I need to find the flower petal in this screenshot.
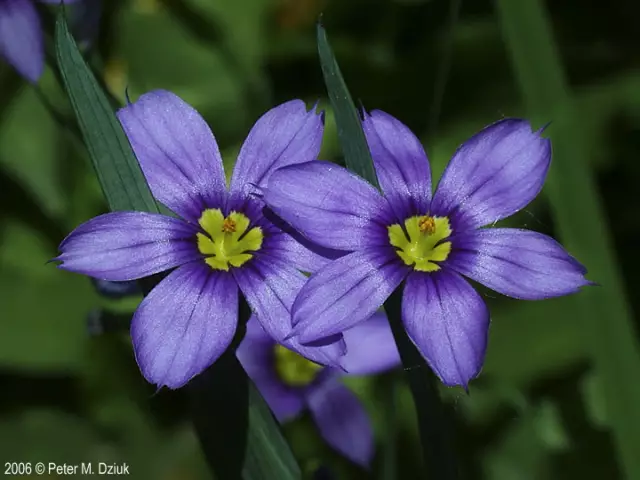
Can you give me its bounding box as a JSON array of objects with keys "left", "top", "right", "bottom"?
[
  {"left": 233, "top": 254, "right": 347, "bottom": 366},
  {"left": 402, "top": 270, "right": 489, "bottom": 387},
  {"left": 291, "top": 249, "right": 408, "bottom": 344},
  {"left": 363, "top": 110, "right": 431, "bottom": 220},
  {"left": 262, "top": 232, "right": 344, "bottom": 273},
  {"left": 117, "top": 90, "right": 227, "bottom": 222},
  {"left": 261, "top": 161, "right": 392, "bottom": 251},
  {"left": 449, "top": 228, "right": 590, "bottom": 300},
  {"left": 132, "top": 263, "right": 238, "bottom": 389},
  {"left": 236, "top": 316, "right": 306, "bottom": 421},
  {"left": 229, "top": 100, "right": 324, "bottom": 197},
  {"left": 306, "top": 380, "right": 374, "bottom": 468},
  {"left": 431, "top": 119, "right": 551, "bottom": 229},
  {"left": 0, "top": 0, "right": 43, "bottom": 83},
  {"left": 55, "top": 212, "right": 200, "bottom": 281},
  {"left": 340, "top": 311, "right": 400, "bottom": 375}
]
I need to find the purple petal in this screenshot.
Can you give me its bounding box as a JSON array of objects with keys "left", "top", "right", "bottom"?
[
  {"left": 117, "top": 90, "right": 227, "bottom": 222},
  {"left": 261, "top": 208, "right": 346, "bottom": 273},
  {"left": 431, "top": 119, "right": 551, "bottom": 229},
  {"left": 0, "top": 0, "right": 43, "bottom": 83},
  {"left": 236, "top": 316, "right": 306, "bottom": 421},
  {"left": 262, "top": 232, "right": 343, "bottom": 273},
  {"left": 363, "top": 110, "right": 431, "bottom": 220},
  {"left": 449, "top": 228, "right": 590, "bottom": 300},
  {"left": 291, "top": 249, "right": 408, "bottom": 344},
  {"left": 340, "top": 311, "right": 400, "bottom": 375},
  {"left": 233, "top": 254, "right": 347, "bottom": 366},
  {"left": 38, "top": 0, "right": 83, "bottom": 3},
  {"left": 306, "top": 380, "right": 374, "bottom": 468},
  {"left": 262, "top": 161, "right": 392, "bottom": 251},
  {"left": 55, "top": 212, "right": 200, "bottom": 281},
  {"left": 229, "top": 100, "right": 324, "bottom": 198},
  {"left": 132, "top": 263, "right": 238, "bottom": 389},
  {"left": 402, "top": 270, "right": 489, "bottom": 387}
]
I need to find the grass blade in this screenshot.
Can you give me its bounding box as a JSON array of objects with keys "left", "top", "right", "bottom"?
[
  {"left": 495, "top": 1, "right": 640, "bottom": 477},
  {"left": 56, "top": 10, "right": 301, "bottom": 479},
  {"left": 316, "top": 21, "right": 380, "bottom": 189},
  {"left": 54, "top": 8, "right": 159, "bottom": 213},
  {"left": 317, "top": 21, "right": 457, "bottom": 479},
  {"left": 189, "top": 302, "right": 301, "bottom": 480}
]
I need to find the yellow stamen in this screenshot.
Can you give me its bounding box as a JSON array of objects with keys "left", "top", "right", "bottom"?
[
  {"left": 274, "top": 344, "right": 323, "bottom": 387},
  {"left": 196, "top": 209, "right": 263, "bottom": 271},
  {"left": 418, "top": 216, "right": 436, "bottom": 234},
  {"left": 388, "top": 215, "right": 452, "bottom": 272},
  {"left": 222, "top": 217, "right": 237, "bottom": 233}
]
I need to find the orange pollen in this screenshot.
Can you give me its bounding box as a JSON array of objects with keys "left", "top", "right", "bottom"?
[
  {"left": 418, "top": 216, "right": 436, "bottom": 235},
  {"left": 222, "top": 217, "right": 237, "bottom": 233}
]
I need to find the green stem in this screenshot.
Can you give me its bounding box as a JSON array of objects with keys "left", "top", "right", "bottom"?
[
  {"left": 495, "top": 0, "right": 640, "bottom": 477},
  {"left": 384, "top": 287, "right": 458, "bottom": 479},
  {"left": 188, "top": 298, "right": 302, "bottom": 480}
]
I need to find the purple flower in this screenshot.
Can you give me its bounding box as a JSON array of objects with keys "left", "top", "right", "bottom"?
[
  {"left": 262, "top": 111, "right": 591, "bottom": 387},
  {"left": 55, "top": 90, "right": 345, "bottom": 388},
  {"left": 237, "top": 311, "right": 400, "bottom": 468},
  {"left": 0, "top": 0, "right": 86, "bottom": 83}
]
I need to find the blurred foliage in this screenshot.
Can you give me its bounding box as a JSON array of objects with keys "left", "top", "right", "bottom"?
[{"left": 0, "top": 0, "right": 638, "bottom": 478}]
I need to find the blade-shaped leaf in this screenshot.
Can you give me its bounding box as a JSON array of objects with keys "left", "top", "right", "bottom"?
[
  {"left": 317, "top": 22, "right": 457, "bottom": 479},
  {"left": 56, "top": 10, "right": 301, "bottom": 480},
  {"left": 55, "top": 9, "right": 159, "bottom": 213},
  {"left": 316, "top": 22, "right": 380, "bottom": 189},
  {"left": 496, "top": 0, "right": 640, "bottom": 478}
]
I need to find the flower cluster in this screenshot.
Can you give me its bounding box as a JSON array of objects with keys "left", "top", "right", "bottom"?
[{"left": 56, "top": 92, "right": 589, "bottom": 391}]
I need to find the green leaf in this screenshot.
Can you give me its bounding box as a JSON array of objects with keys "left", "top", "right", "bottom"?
[
  {"left": 317, "top": 22, "right": 456, "bottom": 479},
  {"left": 189, "top": 302, "right": 301, "bottom": 480},
  {"left": 55, "top": 11, "right": 301, "bottom": 479},
  {"left": 54, "top": 9, "right": 159, "bottom": 214},
  {"left": 495, "top": 0, "right": 640, "bottom": 477},
  {"left": 316, "top": 22, "right": 380, "bottom": 189}
]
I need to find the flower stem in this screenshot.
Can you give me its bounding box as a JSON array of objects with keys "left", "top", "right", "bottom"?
[
  {"left": 188, "top": 297, "right": 302, "bottom": 480},
  {"left": 384, "top": 286, "right": 458, "bottom": 479}
]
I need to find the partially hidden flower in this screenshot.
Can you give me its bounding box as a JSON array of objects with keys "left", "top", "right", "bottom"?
[
  {"left": 0, "top": 0, "right": 94, "bottom": 83},
  {"left": 262, "top": 111, "right": 592, "bottom": 388},
  {"left": 237, "top": 311, "right": 400, "bottom": 468},
  {"left": 55, "top": 90, "right": 344, "bottom": 388}
]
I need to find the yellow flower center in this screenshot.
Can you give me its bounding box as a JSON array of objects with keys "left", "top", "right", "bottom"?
[
  {"left": 388, "top": 215, "right": 452, "bottom": 272},
  {"left": 196, "top": 209, "right": 263, "bottom": 271},
  {"left": 274, "top": 344, "right": 323, "bottom": 387}
]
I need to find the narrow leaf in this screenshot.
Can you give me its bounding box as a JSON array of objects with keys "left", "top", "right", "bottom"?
[
  {"left": 317, "top": 21, "right": 457, "bottom": 479},
  {"left": 54, "top": 9, "right": 159, "bottom": 213},
  {"left": 495, "top": 0, "right": 640, "bottom": 477},
  {"left": 56, "top": 10, "right": 301, "bottom": 479},
  {"left": 317, "top": 22, "right": 380, "bottom": 189},
  {"left": 188, "top": 299, "right": 300, "bottom": 479}
]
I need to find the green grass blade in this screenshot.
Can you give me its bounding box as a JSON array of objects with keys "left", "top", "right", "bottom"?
[
  {"left": 316, "top": 22, "right": 380, "bottom": 189},
  {"left": 54, "top": 9, "right": 159, "bottom": 213},
  {"left": 317, "top": 22, "right": 457, "bottom": 479},
  {"left": 56, "top": 10, "right": 301, "bottom": 479},
  {"left": 495, "top": 1, "right": 640, "bottom": 477}
]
